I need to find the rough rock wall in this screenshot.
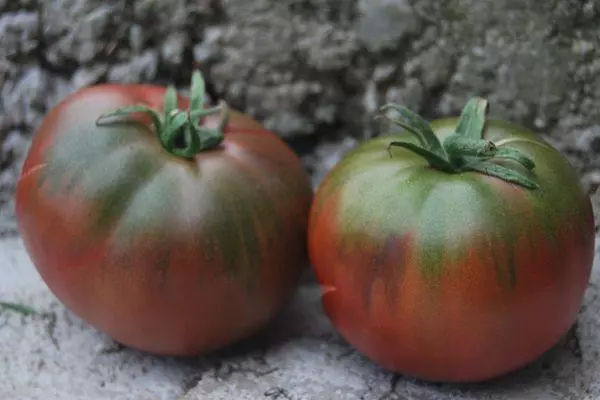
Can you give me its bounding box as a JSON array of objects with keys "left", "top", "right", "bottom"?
[{"left": 1, "top": 0, "right": 599, "bottom": 232}]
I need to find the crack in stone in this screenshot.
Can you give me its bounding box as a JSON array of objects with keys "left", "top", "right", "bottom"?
[
  {"left": 359, "top": 375, "right": 380, "bottom": 400},
  {"left": 40, "top": 311, "right": 59, "bottom": 349},
  {"left": 360, "top": 373, "right": 409, "bottom": 400},
  {"left": 565, "top": 323, "right": 583, "bottom": 360},
  {"left": 211, "top": 361, "right": 279, "bottom": 381},
  {"left": 379, "top": 373, "right": 402, "bottom": 400},
  {"left": 335, "top": 347, "right": 356, "bottom": 360},
  {"left": 208, "top": 345, "right": 277, "bottom": 381},
  {"left": 264, "top": 386, "right": 293, "bottom": 399},
  {"left": 181, "top": 372, "right": 205, "bottom": 393},
  {"left": 100, "top": 341, "right": 126, "bottom": 355},
  {"left": 180, "top": 339, "right": 282, "bottom": 386}
]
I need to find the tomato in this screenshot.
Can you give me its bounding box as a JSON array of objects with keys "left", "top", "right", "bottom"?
[
  {"left": 308, "top": 98, "right": 595, "bottom": 382},
  {"left": 15, "top": 71, "right": 313, "bottom": 356}
]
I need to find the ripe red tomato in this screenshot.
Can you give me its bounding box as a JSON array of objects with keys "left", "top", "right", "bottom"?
[
  {"left": 16, "top": 71, "right": 313, "bottom": 355},
  {"left": 308, "top": 98, "right": 595, "bottom": 382}
]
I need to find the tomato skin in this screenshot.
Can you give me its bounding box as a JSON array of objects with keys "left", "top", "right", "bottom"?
[
  {"left": 308, "top": 118, "right": 595, "bottom": 382},
  {"left": 15, "top": 83, "right": 313, "bottom": 355}
]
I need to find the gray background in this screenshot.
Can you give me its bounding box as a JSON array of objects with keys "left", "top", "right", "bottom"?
[{"left": 1, "top": 0, "right": 599, "bottom": 399}]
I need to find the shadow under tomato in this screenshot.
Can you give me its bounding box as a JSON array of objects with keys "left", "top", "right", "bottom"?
[
  {"left": 382, "top": 322, "right": 589, "bottom": 398},
  {"left": 97, "top": 267, "right": 328, "bottom": 369},
  {"left": 92, "top": 271, "right": 592, "bottom": 399}
]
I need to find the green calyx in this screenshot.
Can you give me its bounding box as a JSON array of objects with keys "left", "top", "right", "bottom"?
[
  {"left": 96, "top": 70, "right": 229, "bottom": 159},
  {"left": 379, "top": 98, "right": 539, "bottom": 189}
]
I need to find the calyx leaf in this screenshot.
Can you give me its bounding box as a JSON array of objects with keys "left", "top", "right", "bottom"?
[{"left": 379, "top": 97, "right": 538, "bottom": 189}]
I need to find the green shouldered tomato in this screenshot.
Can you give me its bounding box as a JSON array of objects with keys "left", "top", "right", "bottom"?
[
  {"left": 308, "top": 98, "right": 595, "bottom": 382},
  {"left": 16, "top": 71, "right": 313, "bottom": 355}
]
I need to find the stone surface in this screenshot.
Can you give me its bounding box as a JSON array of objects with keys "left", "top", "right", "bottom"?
[
  {"left": 0, "top": 0, "right": 599, "bottom": 230},
  {"left": 1, "top": 238, "right": 600, "bottom": 400},
  {"left": 2, "top": 0, "right": 600, "bottom": 398}
]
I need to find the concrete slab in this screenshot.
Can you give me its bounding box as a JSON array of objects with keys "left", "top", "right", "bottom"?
[{"left": 1, "top": 237, "right": 599, "bottom": 400}]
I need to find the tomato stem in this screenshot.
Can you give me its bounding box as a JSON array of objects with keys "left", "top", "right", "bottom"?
[
  {"left": 96, "top": 70, "right": 229, "bottom": 159},
  {"left": 380, "top": 98, "right": 539, "bottom": 189}
]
